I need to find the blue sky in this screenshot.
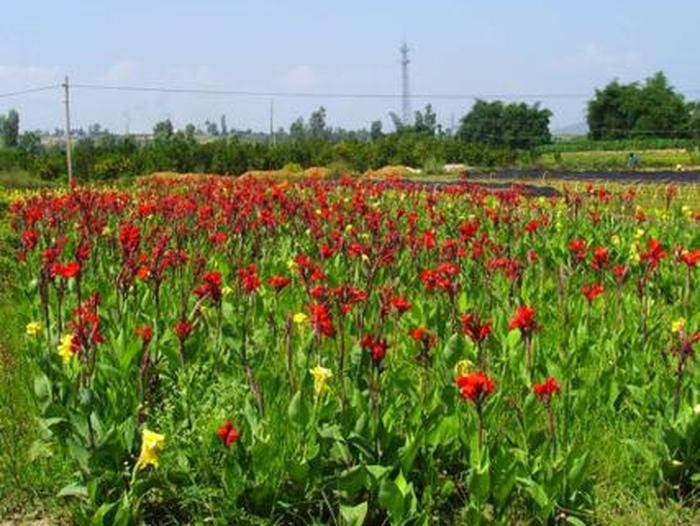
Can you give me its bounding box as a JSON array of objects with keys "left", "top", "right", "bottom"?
[{"left": 0, "top": 0, "right": 697, "bottom": 133}]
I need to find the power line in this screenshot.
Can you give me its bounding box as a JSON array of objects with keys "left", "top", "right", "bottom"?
[
  {"left": 0, "top": 84, "right": 60, "bottom": 99},
  {"left": 71, "top": 82, "right": 700, "bottom": 101}
]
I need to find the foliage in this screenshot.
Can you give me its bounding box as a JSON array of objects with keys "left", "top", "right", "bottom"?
[
  {"left": 587, "top": 72, "right": 694, "bottom": 140},
  {"left": 0, "top": 109, "right": 20, "bottom": 148},
  {"left": 458, "top": 100, "right": 552, "bottom": 149}
]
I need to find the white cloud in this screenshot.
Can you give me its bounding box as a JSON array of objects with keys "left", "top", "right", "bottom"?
[
  {"left": 285, "top": 65, "right": 318, "bottom": 89},
  {"left": 0, "top": 64, "right": 60, "bottom": 86},
  {"left": 105, "top": 60, "right": 139, "bottom": 83}
]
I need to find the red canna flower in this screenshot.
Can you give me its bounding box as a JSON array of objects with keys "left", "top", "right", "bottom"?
[
  {"left": 678, "top": 249, "right": 700, "bottom": 268},
  {"left": 52, "top": 261, "right": 81, "bottom": 279},
  {"left": 568, "top": 238, "right": 587, "bottom": 262},
  {"left": 581, "top": 282, "right": 604, "bottom": 304},
  {"left": 194, "top": 271, "right": 222, "bottom": 302},
  {"left": 267, "top": 275, "right": 291, "bottom": 291},
  {"left": 533, "top": 377, "right": 561, "bottom": 402},
  {"left": 409, "top": 326, "right": 428, "bottom": 342},
  {"left": 308, "top": 303, "right": 334, "bottom": 337},
  {"left": 217, "top": 419, "right": 240, "bottom": 447},
  {"left": 455, "top": 372, "right": 495, "bottom": 404},
  {"left": 460, "top": 312, "right": 492, "bottom": 343},
  {"left": 175, "top": 320, "right": 193, "bottom": 342},
  {"left": 360, "top": 335, "right": 389, "bottom": 363},
  {"left": 591, "top": 246, "right": 608, "bottom": 271},
  {"left": 612, "top": 264, "right": 628, "bottom": 284},
  {"left": 391, "top": 296, "right": 412, "bottom": 314},
  {"left": 238, "top": 263, "right": 260, "bottom": 292},
  {"left": 508, "top": 305, "right": 539, "bottom": 335},
  {"left": 640, "top": 239, "right": 667, "bottom": 269},
  {"left": 134, "top": 325, "right": 153, "bottom": 346}
]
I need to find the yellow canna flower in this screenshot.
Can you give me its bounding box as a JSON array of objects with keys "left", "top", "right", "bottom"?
[
  {"left": 455, "top": 359, "right": 474, "bottom": 377},
  {"left": 222, "top": 285, "right": 233, "bottom": 297},
  {"left": 634, "top": 228, "right": 645, "bottom": 239},
  {"left": 611, "top": 235, "right": 620, "bottom": 246},
  {"left": 26, "top": 321, "right": 43, "bottom": 336},
  {"left": 102, "top": 225, "right": 112, "bottom": 236},
  {"left": 58, "top": 334, "right": 75, "bottom": 365},
  {"left": 310, "top": 365, "right": 333, "bottom": 397},
  {"left": 136, "top": 429, "right": 165, "bottom": 470},
  {"left": 287, "top": 259, "right": 298, "bottom": 272},
  {"left": 293, "top": 312, "right": 308, "bottom": 324},
  {"left": 671, "top": 318, "right": 686, "bottom": 334},
  {"left": 345, "top": 224, "right": 354, "bottom": 232}
]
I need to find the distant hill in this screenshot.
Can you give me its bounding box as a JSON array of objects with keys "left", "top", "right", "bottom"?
[{"left": 553, "top": 122, "right": 588, "bottom": 137}]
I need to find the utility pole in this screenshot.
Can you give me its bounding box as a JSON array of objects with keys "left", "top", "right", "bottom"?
[
  {"left": 62, "top": 76, "right": 74, "bottom": 186},
  {"left": 269, "top": 98, "right": 276, "bottom": 145},
  {"left": 400, "top": 43, "right": 411, "bottom": 126}
]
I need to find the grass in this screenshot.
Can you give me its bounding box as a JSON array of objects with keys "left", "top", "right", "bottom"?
[
  {"left": 535, "top": 148, "right": 698, "bottom": 171},
  {"left": 0, "top": 170, "right": 56, "bottom": 191},
  {"left": 0, "top": 188, "right": 70, "bottom": 523}
]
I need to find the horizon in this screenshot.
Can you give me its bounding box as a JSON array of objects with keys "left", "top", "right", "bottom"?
[{"left": 1, "top": 0, "right": 698, "bottom": 134}]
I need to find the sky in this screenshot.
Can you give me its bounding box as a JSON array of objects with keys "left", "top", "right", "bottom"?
[{"left": 0, "top": 0, "right": 698, "bottom": 134}]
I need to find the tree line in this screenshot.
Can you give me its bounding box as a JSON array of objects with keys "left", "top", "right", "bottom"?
[{"left": 0, "top": 71, "right": 698, "bottom": 180}]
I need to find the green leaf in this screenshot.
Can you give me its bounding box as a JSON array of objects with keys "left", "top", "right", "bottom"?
[
  {"left": 58, "top": 482, "right": 88, "bottom": 499},
  {"left": 366, "top": 464, "right": 391, "bottom": 481},
  {"left": 378, "top": 478, "right": 404, "bottom": 522},
  {"left": 340, "top": 501, "right": 368, "bottom": 526},
  {"left": 287, "top": 390, "right": 309, "bottom": 428},
  {"left": 91, "top": 502, "right": 116, "bottom": 526}
]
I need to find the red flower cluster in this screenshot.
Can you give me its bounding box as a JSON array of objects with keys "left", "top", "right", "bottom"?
[
  {"left": 568, "top": 238, "right": 587, "bottom": 262},
  {"left": 70, "top": 293, "right": 104, "bottom": 354},
  {"left": 460, "top": 312, "right": 492, "bottom": 343},
  {"left": 175, "top": 319, "right": 193, "bottom": 342},
  {"left": 308, "top": 303, "right": 334, "bottom": 337},
  {"left": 640, "top": 239, "right": 667, "bottom": 269},
  {"left": 194, "top": 271, "right": 223, "bottom": 302},
  {"left": 217, "top": 419, "right": 240, "bottom": 447},
  {"left": 391, "top": 296, "right": 412, "bottom": 314},
  {"left": 51, "top": 261, "right": 81, "bottom": 279},
  {"left": 238, "top": 263, "right": 260, "bottom": 292},
  {"left": 267, "top": 275, "right": 291, "bottom": 291},
  {"left": 135, "top": 325, "right": 153, "bottom": 346},
  {"left": 420, "top": 263, "right": 460, "bottom": 293},
  {"left": 581, "top": 282, "right": 604, "bottom": 303},
  {"left": 455, "top": 372, "right": 495, "bottom": 404},
  {"left": 508, "top": 305, "right": 539, "bottom": 335},
  {"left": 533, "top": 377, "right": 561, "bottom": 402},
  {"left": 409, "top": 326, "right": 437, "bottom": 348},
  {"left": 360, "top": 335, "right": 389, "bottom": 363},
  {"left": 591, "top": 246, "right": 608, "bottom": 271}
]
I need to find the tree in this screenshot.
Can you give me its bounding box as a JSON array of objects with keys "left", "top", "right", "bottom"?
[
  {"left": 370, "top": 120, "right": 383, "bottom": 141},
  {"left": 414, "top": 104, "right": 437, "bottom": 136},
  {"left": 205, "top": 120, "right": 219, "bottom": 136},
  {"left": 587, "top": 72, "right": 691, "bottom": 139},
  {"left": 458, "top": 100, "right": 552, "bottom": 149},
  {"left": 308, "top": 106, "right": 327, "bottom": 139},
  {"left": 389, "top": 112, "right": 405, "bottom": 133},
  {"left": 690, "top": 102, "right": 700, "bottom": 137},
  {"left": 0, "top": 109, "right": 20, "bottom": 147},
  {"left": 153, "top": 120, "right": 174, "bottom": 141},
  {"left": 289, "top": 117, "right": 306, "bottom": 140}
]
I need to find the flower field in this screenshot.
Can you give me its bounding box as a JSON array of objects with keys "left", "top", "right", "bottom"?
[{"left": 6, "top": 175, "right": 700, "bottom": 524}]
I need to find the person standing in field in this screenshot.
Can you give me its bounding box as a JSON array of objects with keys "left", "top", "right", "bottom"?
[{"left": 627, "top": 152, "right": 640, "bottom": 170}]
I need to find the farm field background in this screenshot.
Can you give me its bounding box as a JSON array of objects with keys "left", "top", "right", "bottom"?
[{"left": 0, "top": 173, "right": 699, "bottom": 525}]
